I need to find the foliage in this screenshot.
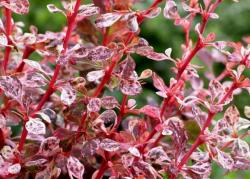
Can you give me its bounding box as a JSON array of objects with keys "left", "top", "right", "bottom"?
[{"left": 0, "top": 0, "right": 250, "bottom": 178}]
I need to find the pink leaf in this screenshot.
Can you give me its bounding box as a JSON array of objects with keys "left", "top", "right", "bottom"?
[
  {"left": 216, "top": 148, "right": 234, "bottom": 170},
  {"left": 25, "top": 119, "right": 46, "bottom": 135},
  {"left": 67, "top": 156, "right": 85, "bottom": 179},
  {"left": 101, "top": 96, "right": 118, "bottom": 109},
  {"left": 88, "top": 46, "right": 113, "bottom": 61},
  {"left": 87, "top": 98, "right": 102, "bottom": 112},
  {"left": 223, "top": 105, "right": 240, "bottom": 126},
  {"left": 7, "top": 163, "right": 21, "bottom": 175},
  {"left": 143, "top": 7, "right": 161, "bottom": 19},
  {"left": 92, "top": 110, "right": 117, "bottom": 133},
  {"left": 232, "top": 139, "right": 250, "bottom": 157},
  {"left": 95, "top": 12, "right": 123, "bottom": 28},
  {"left": 0, "top": 33, "right": 8, "bottom": 46},
  {"left": 40, "top": 137, "right": 60, "bottom": 156},
  {"left": 146, "top": 51, "right": 168, "bottom": 61},
  {"left": 86, "top": 70, "right": 105, "bottom": 82},
  {"left": 120, "top": 79, "right": 142, "bottom": 96},
  {"left": 81, "top": 139, "right": 100, "bottom": 156},
  {"left": 60, "top": 84, "right": 76, "bottom": 106},
  {"left": 0, "top": 0, "right": 29, "bottom": 14},
  {"left": 47, "top": 4, "right": 65, "bottom": 15},
  {"left": 190, "top": 152, "right": 210, "bottom": 162},
  {"left": 163, "top": 0, "right": 179, "bottom": 19},
  {"left": 127, "top": 15, "right": 139, "bottom": 32},
  {"left": 0, "top": 76, "right": 22, "bottom": 102},
  {"left": 100, "top": 138, "right": 120, "bottom": 152},
  {"left": 145, "top": 146, "right": 171, "bottom": 163},
  {"left": 188, "top": 162, "right": 211, "bottom": 175},
  {"left": 77, "top": 4, "right": 100, "bottom": 18},
  {"left": 117, "top": 55, "right": 136, "bottom": 79},
  {"left": 152, "top": 73, "right": 168, "bottom": 93},
  {"left": 140, "top": 105, "right": 160, "bottom": 119}
]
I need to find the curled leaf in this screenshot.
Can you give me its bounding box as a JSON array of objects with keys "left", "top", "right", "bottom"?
[
  {"left": 164, "top": 0, "right": 179, "bottom": 19},
  {"left": 67, "top": 156, "right": 85, "bottom": 179},
  {"left": 92, "top": 110, "right": 117, "bottom": 133}
]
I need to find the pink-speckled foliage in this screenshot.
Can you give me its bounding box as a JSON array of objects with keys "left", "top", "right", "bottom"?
[{"left": 0, "top": 0, "right": 250, "bottom": 178}]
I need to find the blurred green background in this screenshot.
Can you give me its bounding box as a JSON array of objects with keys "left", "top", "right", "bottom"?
[{"left": 12, "top": 0, "right": 250, "bottom": 178}]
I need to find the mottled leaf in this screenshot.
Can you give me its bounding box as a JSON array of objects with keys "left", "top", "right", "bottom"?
[
  {"left": 128, "top": 146, "right": 140, "bottom": 157},
  {"left": 95, "top": 12, "right": 122, "bottom": 28},
  {"left": 163, "top": 0, "right": 179, "bottom": 19},
  {"left": 133, "top": 161, "right": 158, "bottom": 179},
  {"left": 117, "top": 55, "right": 136, "bottom": 79},
  {"left": 88, "top": 46, "right": 113, "bottom": 61},
  {"left": 145, "top": 146, "right": 170, "bottom": 163},
  {"left": 120, "top": 79, "right": 142, "bottom": 96},
  {"left": 0, "top": 75, "right": 22, "bottom": 102},
  {"left": 188, "top": 162, "right": 211, "bottom": 175},
  {"left": 101, "top": 96, "right": 118, "bottom": 109},
  {"left": 47, "top": 4, "right": 65, "bottom": 15},
  {"left": 40, "top": 137, "right": 60, "bottom": 156},
  {"left": 100, "top": 138, "right": 120, "bottom": 152},
  {"left": 146, "top": 51, "right": 168, "bottom": 61},
  {"left": 60, "top": 84, "right": 76, "bottom": 106},
  {"left": 232, "top": 139, "right": 250, "bottom": 157},
  {"left": 0, "top": 0, "right": 29, "bottom": 14},
  {"left": 67, "top": 156, "right": 85, "bottom": 179},
  {"left": 140, "top": 105, "right": 160, "bottom": 119},
  {"left": 77, "top": 4, "right": 99, "bottom": 17},
  {"left": 127, "top": 15, "right": 139, "bottom": 32},
  {"left": 25, "top": 119, "right": 46, "bottom": 135},
  {"left": 144, "top": 7, "right": 161, "bottom": 19},
  {"left": 92, "top": 110, "right": 117, "bottom": 133},
  {"left": 0, "top": 33, "right": 8, "bottom": 46},
  {"left": 152, "top": 73, "right": 168, "bottom": 93},
  {"left": 81, "top": 139, "right": 100, "bottom": 156},
  {"left": 8, "top": 163, "right": 21, "bottom": 175},
  {"left": 216, "top": 148, "right": 234, "bottom": 170},
  {"left": 87, "top": 98, "right": 101, "bottom": 112},
  {"left": 86, "top": 70, "right": 104, "bottom": 82}
]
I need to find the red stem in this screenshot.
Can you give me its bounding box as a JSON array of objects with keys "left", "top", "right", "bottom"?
[
  {"left": 93, "top": 1, "right": 164, "bottom": 178},
  {"left": 163, "top": 3, "right": 218, "bottom": 118},
  {"left": 34, "top": 0, "right": 81, "bottom": 113},
  {"left": 95, "top": 161, "right": 108, "bottom": 179},
  {"left": 174, "top": 82, "right": 237, "bottom": 174},
  {"left": 34, "top": 64, "right": 61, "bottom": 112},
  {"left": 18, "top": 0, "right": 82, "bottom": 153},
  {"left": 18, "top": 114, "right": 29, "bottom": 151},
  {"left": 176, "top": 41, "right": 203, "bottom": 81},
  {"left": 16, "top": 46, "right": 35, "bottom": 72},
  {"left": 102, "top": 28, "right": 110, "bottom": 46},
  {"left": 93, "top": 54, "right": 121, "bottom": 97},
  {"left": 76, "top": 111, "right": 87, "bottom": 138},
  {"left": 115, "top": 95, "right": 128, "bottom": 129},
  {"left": 3, "top": 8, "right": 12, "bottom": 73}
]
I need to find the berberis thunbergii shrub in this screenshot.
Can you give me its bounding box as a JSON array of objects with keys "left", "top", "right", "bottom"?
[{"left": 0, "top": 0, "right": 250, "bottom": 178}]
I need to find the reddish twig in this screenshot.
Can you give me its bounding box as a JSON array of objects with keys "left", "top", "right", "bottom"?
[
  {"left": 93, "top": 1, "right": 164, "bottom": 178},
  {"left": 3, "top": 7, "right": 12, "bottom": 73},
  {"left": 18, "top": 0, "right": 82, "bottom": 153},
  {"left": 172, "top": 82, "right": 237, "bottom": 177},
  {"left": 15, "top": 46, "right": 35, "bottom": 73},
  {"left": 33, "top": 0, "right": 82, "bottom": 113}
]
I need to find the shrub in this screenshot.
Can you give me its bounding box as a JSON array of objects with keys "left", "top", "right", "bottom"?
[{"left": 0, "top": 0, "right": 249, "bottom": 178}]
